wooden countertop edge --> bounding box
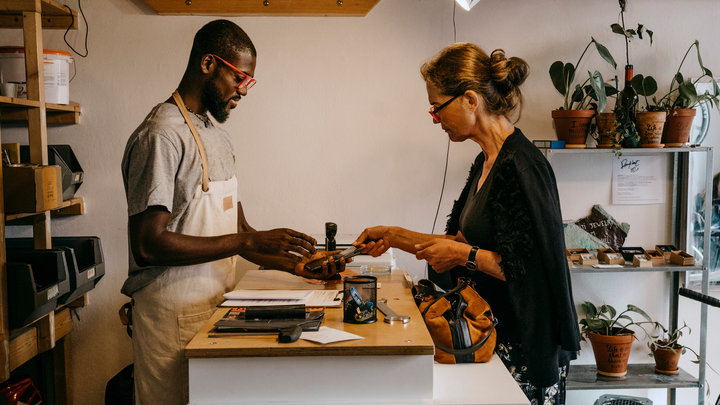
[186,344,434,358]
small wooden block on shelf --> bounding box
[632,254,653,268]
[597,248,625,265]
[579,252,599,265]
[645,249,666,266]
[567,248,589,262]
[669,251,695,266]
[655,244,678,261]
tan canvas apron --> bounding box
[132,91,237,405]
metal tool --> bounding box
[377,298,410,324]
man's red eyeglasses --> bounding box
[210,54,256,90]
[429,93,461,122]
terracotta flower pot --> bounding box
[662,108,697,147]
[651,344,682,375]
[588,329,635,377]
[596,112,620,149]
[636,111,666,148]
[552,110,595,149]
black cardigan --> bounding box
[432,128,581,387]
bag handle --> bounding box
[419,278,498,356]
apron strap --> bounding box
[172,90,210,192]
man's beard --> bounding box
[201,79,232,123]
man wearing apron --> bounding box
[121,20,342,405]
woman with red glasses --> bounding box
[354,43,580,405]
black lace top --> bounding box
[433,128,581,387]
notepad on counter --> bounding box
[301,326,364,344]
[221,289,342,307]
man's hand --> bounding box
[415,239,471,273]
[242,228,316,261]
[294,250,349,280]
[353,226,391,257]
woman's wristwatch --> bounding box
[465,246,479,270]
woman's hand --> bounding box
[353,226,392,257]
[293,250,350,280]
[415,239,471,273]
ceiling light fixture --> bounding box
[455,0,480,11]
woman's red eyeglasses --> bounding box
[429,93,461,122]
[210,54,256,90]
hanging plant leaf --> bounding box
[571,84,584,105]
[611,23,627,36]
[588,71,607,112]
[592,37,617,69]
[549,61,574,95]
[677,82,698,108]
[631,74,657,97]
[673,72,684,87]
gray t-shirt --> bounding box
[121,102,237,296]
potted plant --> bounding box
[636,40,720,147]
[610,0,654,148]
[630,74,667,147]
[648,322,696,375]
[593,83,621,148]
[549,37,616,148]
[580,301,656,377]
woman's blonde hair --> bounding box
[420,43,529,121]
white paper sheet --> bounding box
[300,326,364,344]
[612,155,665,204]
[221,290,342,307]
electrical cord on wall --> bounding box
[426,1,457,279]
[430,1,457,236]
[64,0,89,82]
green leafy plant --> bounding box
[649,321,720,393]
[648,321,693,353]
[579,301,657,339]
[635,41,720,112]
[611,0,653,68]
[549,38,617,111]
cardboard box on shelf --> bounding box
[566,248,590,262]
[645,249,666,266]
[579,252,599,265]
[597,248,625,265]
[632,253,653,268]
[669,250,695,266]
[3,164,62,213]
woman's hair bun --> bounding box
[489,49,529,89]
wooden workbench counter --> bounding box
[185,270,434,358]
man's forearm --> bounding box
[133,231,245,267]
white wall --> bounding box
[2,0,720,404]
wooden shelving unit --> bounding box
[0,1,83,402]
[0,96,82,125]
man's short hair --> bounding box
[188,19,256,67]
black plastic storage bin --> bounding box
[20,144,84,201]
[5,248,71,330]
[6,237,105,305]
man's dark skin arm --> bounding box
[130,205,318,271]
[130,204,343,279]
[233,202,346,278]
